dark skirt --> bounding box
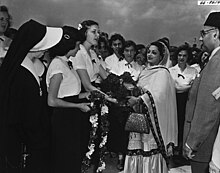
[51,95,89,173]
[176,91,189,150]
[107,104,129,154]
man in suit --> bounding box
[183,12,220,173]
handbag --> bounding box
[125,112,149,134]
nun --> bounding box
[0,19,64,173]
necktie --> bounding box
[125,63,132,68]
[178,74,185,79]
[92,59,96,64]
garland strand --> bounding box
[81,91,109,173]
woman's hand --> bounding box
[79,103,91,112]
[127,96,139,107]
[105,95,118,103]
[167,145,173,157]
[79,92,91,100]
[85,92,91,100]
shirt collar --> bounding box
[209,46,220,61]
[0,35,5,42]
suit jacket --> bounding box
[183,49,220,162]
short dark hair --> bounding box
[78,20,99,42]
[0,5,12,30]
[109,33,125,47]
[108,33,125,55]
[49,26,84,58]
[174,44,192,63]
[136,44,145,51]
[123,40,136,51]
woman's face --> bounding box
[177,50,188,66]
[85,25,100,46]
[135,53,145,66]
[0,11,9,35]
[111,39,123,54]
[123,45,136,63]
[147,45,162,66]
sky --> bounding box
[1,0,220,46]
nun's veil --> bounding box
[0,20,46,154]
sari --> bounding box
[124,42,177,173]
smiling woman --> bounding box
[0,5,12,65]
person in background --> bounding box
[135,44,146,66]
[107,40,142,171]
[136,44,146,55]
[105,33,125,73]
[0,5,12,66]
[183,12,220,173]
[124,41,178,173]
[46,26,90,173]
[0,19,63,173]
[169,44,198,157]
[197,51,209,72]
[97,35,110,60]
[117,40,143,81]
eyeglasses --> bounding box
[200,28,216,37]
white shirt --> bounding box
[72,44,101,83]
[113,59,143,81]
[0,35,11,58]
[46,56,81,98]
[105,53,121,73]
[169,64,198,93]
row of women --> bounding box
[0,13,195,173]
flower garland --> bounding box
[81,91,109,173]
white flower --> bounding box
[86,144,95,159]
[99,135,107,148]
[90,114,98,124]
[78,23,82,30]
[96,162,106,172]
[101,105,108,115]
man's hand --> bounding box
[183,143,195,160]
[209,161,220,173]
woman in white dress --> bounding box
[124,41,178,173]
[72,20,115,170]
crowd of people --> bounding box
[0,4,219,173]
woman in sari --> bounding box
[124,41,178,173]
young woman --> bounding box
[73,20,108,91]
[72,20,116,171]
[105,33,125,74]
[124,41,178,173]
[0,19,63,173]
[169,45,198,156]
[0,5,12,65]
[107,40,143,171]
[46,26,90,173]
